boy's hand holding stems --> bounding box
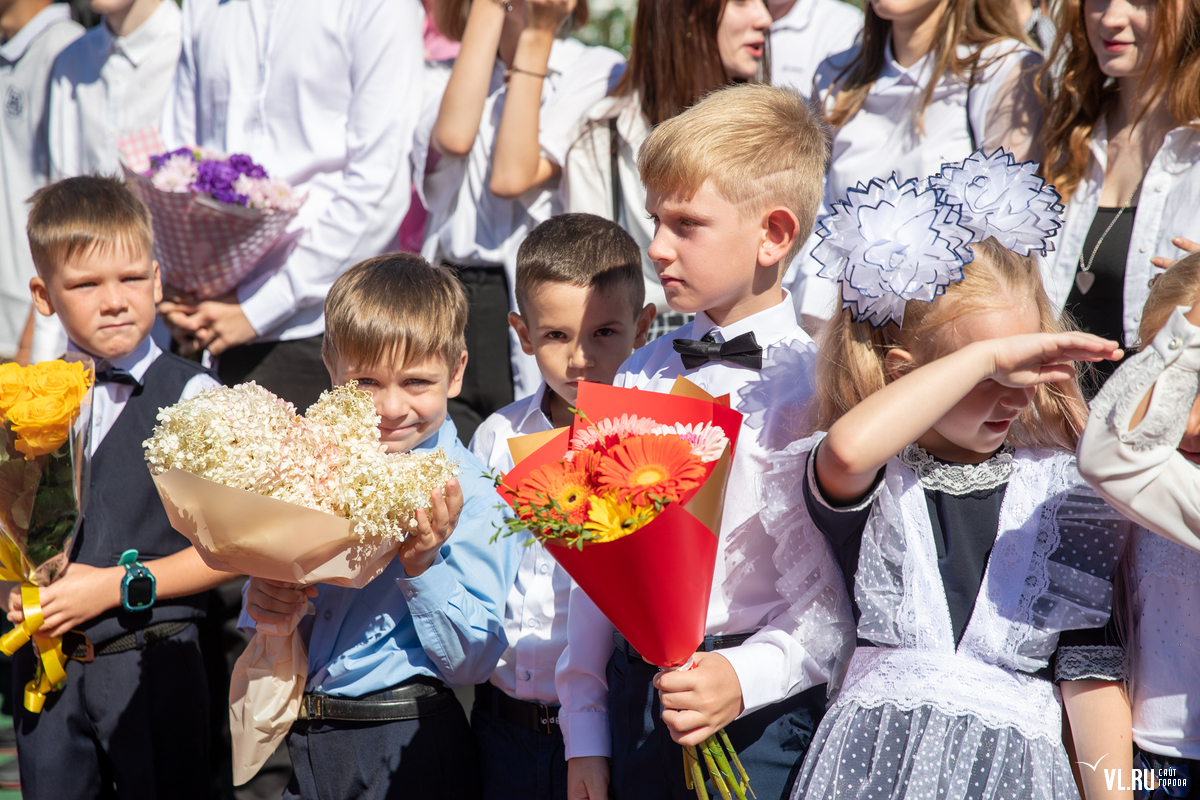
[245,480,466,626]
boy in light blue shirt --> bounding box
[243,253,520,799]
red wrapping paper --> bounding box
[501,379,742,667]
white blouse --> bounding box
[1041,123,1200,349]
[1077,307,1200,758]
[769,0,862,99]
[787,39,1041,321]
[560,93,664,315]
[416,38,625,400]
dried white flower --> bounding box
[143,382,458,541]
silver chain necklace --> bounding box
[1075,180,1142,295]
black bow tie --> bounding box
[96,367,141,388]
[673,331,763,370]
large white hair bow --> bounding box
[813,174,972,329]
[929,149,1064,256]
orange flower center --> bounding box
[629,465,668,487]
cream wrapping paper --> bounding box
[152,468,398,784]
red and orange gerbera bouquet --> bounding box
[497,380,755,800]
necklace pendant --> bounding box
[1075,271,1096,295]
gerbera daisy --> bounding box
[650,422,729,463]
[584,496,655,543]
[513,462,593,525]
[596,434,705,506]
[570,414,660,454]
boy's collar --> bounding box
[0,3,71,61]
[413,415,459,452]
[692,291,798,347]
[68,336,159,379]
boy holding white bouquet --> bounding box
[243,254,521,800]
[5,175,238,798]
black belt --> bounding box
[613,630,758,664]
[297,677,458,723]
[475,680,560,736]
[62,620,194,662]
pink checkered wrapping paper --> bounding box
[117,130,304,299]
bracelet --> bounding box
[505,66,547,82]
[492,0,513,11]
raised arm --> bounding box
[488,0,576,198]
[433,0,509,157]
[817,332,1121,502]
[1077,305,1200,552]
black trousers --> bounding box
[607,649,825,800]
[13,623,210,799]
[217,335,332,412]
[471,698,568,800]
[447,266,514,445]
[283,705,482,800]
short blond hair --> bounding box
[637,84,829,262]
[26,175,153,278]
[323,254,468,372]
[1138,252,1200,349]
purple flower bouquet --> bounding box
[119,129,305,300]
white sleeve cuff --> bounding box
[237,266,298,337]
[562,711,612,759]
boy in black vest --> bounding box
[1,175,239,798]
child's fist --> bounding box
[524,0,576,32]
[654,651,745,746]
[397,479,463,578]
[246,578,316,627]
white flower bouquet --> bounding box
[144,381,457,784]
[117,127,305,300]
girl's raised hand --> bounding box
[523,0,576,32]
[981,332,1123,388]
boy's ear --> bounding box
[634,303,656,349]
[884,348,915,383]
[446,349,469,399]
[509,311,535,356]
[759,207,801,269]
[29,276,55,317]
[152,259,163,305]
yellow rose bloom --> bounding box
[584,496,656,543]
[0,363,32,417]
[24,361,92,409]
[7,394,78,458]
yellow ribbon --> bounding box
[0,548,69,713]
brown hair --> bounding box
[435,0,590,43]
[638,84,828,262]
[822,0,1027,132]
[515,213,645,317]
[1037,0,1200,201]
[1137,252,1200,349]
[26,175,154,277]
[809,237,1088,451]
[609,0,767,126]
[323,253,468,372]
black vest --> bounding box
[72,353,211,642]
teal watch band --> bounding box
[118,549,156,612]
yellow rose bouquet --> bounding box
[0,355,94,712]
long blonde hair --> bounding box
[808,237,1088,451]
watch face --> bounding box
[126,577,154,609]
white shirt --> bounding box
[556,294,838,759]
[561,93,664,315]
[0,4,82,359]
[76,336,219,454]
[788,39,1040,320]
[416,39,625,399]
[1041,122,1200,349]
[1076,308,1200,759]
[49,0,182,180]
[469,382,572,706]
[769,0,862,99]
[162,0,423,342]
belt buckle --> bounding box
[63,630,94,663]
[537,703,558,735]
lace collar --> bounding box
[898,442,1016,496]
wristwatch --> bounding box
[118,549,156,612]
